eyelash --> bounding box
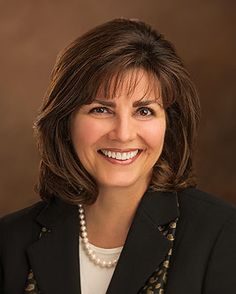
[89,107,156,117]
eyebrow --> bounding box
[93,99,160,107]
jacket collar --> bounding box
[107,189,179,293]
[27,189,179,294]
[27,198,80,294]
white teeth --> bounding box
[116,153,122,160]
[100,149,139,161]
[102,150,107,156]
[121,153,126,160]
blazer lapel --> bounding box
[107,190,179,294]
[26,198,81,294]
[26,189,179,294]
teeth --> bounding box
[100,149,139,160]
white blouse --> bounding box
[79,236,123,294]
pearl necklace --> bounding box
[78,204,119,268]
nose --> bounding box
[108,115,137,143]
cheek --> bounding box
[140,120,166,149]
[71,117,107,147]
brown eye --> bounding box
[138,107,155,116]
[89,107,111,114]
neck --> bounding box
[84,180,150,248]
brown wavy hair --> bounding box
[34,18,201,205]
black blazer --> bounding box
[0,187,236,294]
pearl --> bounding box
[78,204,119,268]
[95,258,101,264]
[101,261,107,267]
[84,243,90,250]
[91,254,96,260]
[81,231,87,237]
[88,248,93,255]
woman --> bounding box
[0,18,236,294]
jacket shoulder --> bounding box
[0,201,47,228]
[180,187,236,210]
[178,187,236,229]
[177,188,236,292]
[0,201,48,251]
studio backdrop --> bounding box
[0,0,235,216]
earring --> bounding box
[78,186,84,194]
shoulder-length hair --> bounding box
[34,18,201,205]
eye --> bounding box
[89,107,112,115]
[137,107,155,117]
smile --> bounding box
[98,149,143,165]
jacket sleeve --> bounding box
[0,254,3,293]
[203,211,236,293]
[0,218,4,293]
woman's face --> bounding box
[71,69,166,190]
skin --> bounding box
[71,69,166,248]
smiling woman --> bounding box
[70,69,166,192]
[0,18,236,294]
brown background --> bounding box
[0,0,235,216]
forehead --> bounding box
[95,68,161,102]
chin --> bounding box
[98,176,142,189]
